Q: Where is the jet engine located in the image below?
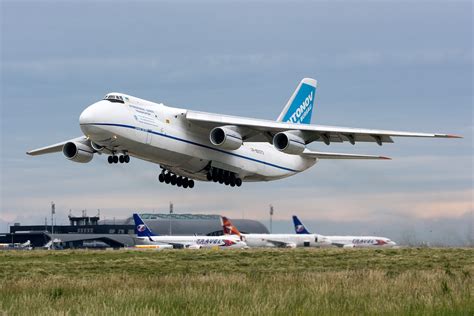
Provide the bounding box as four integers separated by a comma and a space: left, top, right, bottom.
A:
273, 132, 306, 154
285, 243, 297, 248
62, 141, 94, 163
343, 244, 355, 248
187, 244, 202, 249
209, 126, 242, 150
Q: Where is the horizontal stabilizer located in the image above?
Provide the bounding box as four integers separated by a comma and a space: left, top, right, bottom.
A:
301, 150, 391, 160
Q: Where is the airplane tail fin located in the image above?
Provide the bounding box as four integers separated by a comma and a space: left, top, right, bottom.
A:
221, 216, 242, 237
292, 215, 311, 234
277, 78, 317, 124
133, 213, 157, 237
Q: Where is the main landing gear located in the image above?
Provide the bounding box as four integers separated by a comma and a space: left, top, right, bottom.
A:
158, 169, 195, 189
107, 154, 130, 164
206, 167, 242, 187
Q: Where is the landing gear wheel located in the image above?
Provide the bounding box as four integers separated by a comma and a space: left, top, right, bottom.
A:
108, 156, 113, 164
170, 174, 177, 185
158, 174, 165, 182
206, 172, 212, 181
188, 180, 195, 188
119, 155, 124, 163
124, 155, 130, 163
164, 173, 171, 184
182, 178, 189, 189
235, 178, 242, 187
176, 176, 182, 187
113, 156, 119, 164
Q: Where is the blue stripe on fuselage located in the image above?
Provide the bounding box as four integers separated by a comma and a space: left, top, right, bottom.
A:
81, 123, 300, 172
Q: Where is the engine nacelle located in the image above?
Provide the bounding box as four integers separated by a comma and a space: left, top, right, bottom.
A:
285, 243, 297, 248
209, 126, 242, 150
273, 132, 306, 154
343, 244, 355, 248
187, 244, 202, 249
62, 141, 94, 163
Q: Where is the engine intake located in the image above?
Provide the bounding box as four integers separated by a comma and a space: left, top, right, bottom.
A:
210, 126, 242, 150
273, 132, 306, 154
62, 141, 94, 163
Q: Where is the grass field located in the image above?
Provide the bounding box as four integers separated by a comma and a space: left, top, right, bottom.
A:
0, 248, 472, 315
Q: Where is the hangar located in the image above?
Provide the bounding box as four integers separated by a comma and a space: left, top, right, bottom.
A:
0, 213, 269, 249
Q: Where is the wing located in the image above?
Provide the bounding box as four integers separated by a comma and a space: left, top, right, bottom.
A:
264, 239, 295, 248
301, 150, 391, 160
26, 136, 87, 156
186, 110, 461, 145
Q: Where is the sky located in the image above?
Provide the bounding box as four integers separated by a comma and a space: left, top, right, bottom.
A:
1, 1, 472, 245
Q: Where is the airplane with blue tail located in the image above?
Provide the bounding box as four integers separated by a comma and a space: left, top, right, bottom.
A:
133, 213, 247, 249
292, 215, 397, 248
27, 78, 460, 189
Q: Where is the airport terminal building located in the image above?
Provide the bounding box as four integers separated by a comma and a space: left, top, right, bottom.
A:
0, 213, 269, 249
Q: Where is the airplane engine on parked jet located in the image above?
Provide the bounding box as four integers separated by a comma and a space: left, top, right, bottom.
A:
273, 132, 306, 155
343, 244, 355, 248
285, 243, 297, 248
62, 141, 94, 163
209, 126, 242, 150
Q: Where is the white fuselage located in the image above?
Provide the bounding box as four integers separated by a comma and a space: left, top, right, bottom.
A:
319, 235, 397, 248
79, 95, 317, 182
138, 235, 247, 249
241, 233, 328, 248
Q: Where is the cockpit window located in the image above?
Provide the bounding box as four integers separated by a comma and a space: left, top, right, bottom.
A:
103, 94, 125, 104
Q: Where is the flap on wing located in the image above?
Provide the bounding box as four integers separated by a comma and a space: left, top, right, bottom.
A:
301, 150, 391, 160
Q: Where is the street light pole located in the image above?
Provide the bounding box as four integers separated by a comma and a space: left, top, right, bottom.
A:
269, 205, 274, 234
51, 202, 55, 249
169, 202, 174, 235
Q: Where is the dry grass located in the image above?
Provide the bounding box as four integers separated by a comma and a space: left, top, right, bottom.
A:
0, 248, 472, 315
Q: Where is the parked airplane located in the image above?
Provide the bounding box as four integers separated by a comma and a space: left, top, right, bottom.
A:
221, 216, 327, 248
27, 78, 460, 189
292, 215, 397, 248
133, 213, 247, 249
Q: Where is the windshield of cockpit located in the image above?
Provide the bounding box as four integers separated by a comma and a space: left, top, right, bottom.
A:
103, 94, 125, 103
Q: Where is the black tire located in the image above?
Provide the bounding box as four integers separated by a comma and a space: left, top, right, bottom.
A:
212, 172, 219, 182
206, 172, 212, 181
182, 179, 189, 188
236, 178, 242, 187
158, 174, 165, 182
107, 156, 113, 164
124, 155, 130, 163
230, 177, 236, 187
119, 155, 124, 163
170, 175, 177, 185
224, 178, 230, 185
164, 173, 171, 184
188, 180, 195, 188
113, 156, 119, 164
176, 176, 182, 187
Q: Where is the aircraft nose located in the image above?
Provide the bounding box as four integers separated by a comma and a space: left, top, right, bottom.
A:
79, 103, 97, 125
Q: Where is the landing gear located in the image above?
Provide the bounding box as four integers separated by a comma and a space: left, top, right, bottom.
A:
159, 169, 194, 189
206, 167, 242, 187
108, 153, 130, 164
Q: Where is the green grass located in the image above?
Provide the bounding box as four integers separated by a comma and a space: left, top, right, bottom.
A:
0, 248, 472, 315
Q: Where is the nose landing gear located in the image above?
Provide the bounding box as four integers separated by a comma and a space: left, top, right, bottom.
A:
107, 153, 130, 164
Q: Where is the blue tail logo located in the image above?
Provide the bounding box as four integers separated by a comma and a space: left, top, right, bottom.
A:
277, 78, 317, 125
133, 213, 157, 237
292, 215, 311, 234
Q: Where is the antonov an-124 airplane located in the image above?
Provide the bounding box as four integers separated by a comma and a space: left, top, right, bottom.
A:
27, 78, 460, 189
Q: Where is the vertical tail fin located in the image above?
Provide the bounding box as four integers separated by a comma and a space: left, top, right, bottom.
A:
292, 215, 311, 234
277, 78, 317, 124
133, 213, 158, 237
221, 216, 242, 236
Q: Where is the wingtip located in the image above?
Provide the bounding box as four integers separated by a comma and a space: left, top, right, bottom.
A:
379, 156, 392, 160
436, 134, 463, 139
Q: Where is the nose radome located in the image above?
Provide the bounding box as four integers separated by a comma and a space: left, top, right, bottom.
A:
79, 104, 96, 125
